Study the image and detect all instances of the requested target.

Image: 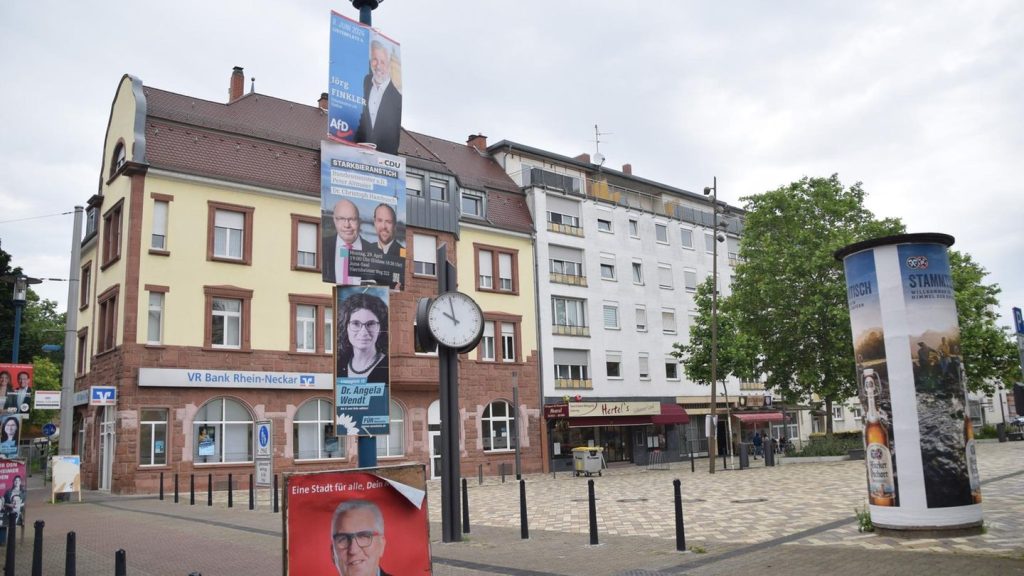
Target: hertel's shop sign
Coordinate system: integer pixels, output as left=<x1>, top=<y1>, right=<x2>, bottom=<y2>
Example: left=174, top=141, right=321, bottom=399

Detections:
left=569, top=401, right=660, bottom=418
left=138, top=368, right=332, bottom=390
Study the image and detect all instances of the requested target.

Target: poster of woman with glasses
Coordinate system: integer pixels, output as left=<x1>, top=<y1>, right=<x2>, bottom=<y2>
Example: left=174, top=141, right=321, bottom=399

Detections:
left=335, top=286, right=390, bottom=437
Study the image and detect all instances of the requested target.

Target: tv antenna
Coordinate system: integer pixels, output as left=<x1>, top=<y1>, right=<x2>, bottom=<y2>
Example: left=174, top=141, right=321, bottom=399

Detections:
left=593, top=124, right=612, bottom=166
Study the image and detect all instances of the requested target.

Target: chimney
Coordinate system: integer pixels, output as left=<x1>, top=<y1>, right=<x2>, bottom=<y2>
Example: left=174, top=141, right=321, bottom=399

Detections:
left=467, top=134, right=488, bottom=151
left=622, top=163, right=632, bottom=175
left=574, top=153, right=591, bottom=163
left=318, top=92, right=329, bottom=110
left=229, top=66, right=245, bottom=102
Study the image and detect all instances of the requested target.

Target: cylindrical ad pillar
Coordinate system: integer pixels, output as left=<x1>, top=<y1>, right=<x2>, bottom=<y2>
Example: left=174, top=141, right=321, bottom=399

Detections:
left=836, top=233, right=981, bottom=531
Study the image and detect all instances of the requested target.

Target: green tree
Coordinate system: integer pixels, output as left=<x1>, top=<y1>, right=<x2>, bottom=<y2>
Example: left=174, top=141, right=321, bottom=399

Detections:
left=0, top=242, right=66, bottom=365
left=671, top=277, right=758, bottom=386
left=730, top=175, right=903, bottom=437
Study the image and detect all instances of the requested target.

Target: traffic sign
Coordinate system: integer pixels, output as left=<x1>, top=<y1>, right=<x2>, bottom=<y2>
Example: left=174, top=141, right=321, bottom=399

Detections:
left=255, top=421, right=272, bottom=458
left=42, top=423, right=57, bottom=437
left=1014, top=307, right=1024, bottom=335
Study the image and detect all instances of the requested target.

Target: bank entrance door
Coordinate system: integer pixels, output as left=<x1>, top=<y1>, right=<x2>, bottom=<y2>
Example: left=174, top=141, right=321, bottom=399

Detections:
left=428, top=400, right=441, bottom=479
left=99, top=406, right=115, bottom=491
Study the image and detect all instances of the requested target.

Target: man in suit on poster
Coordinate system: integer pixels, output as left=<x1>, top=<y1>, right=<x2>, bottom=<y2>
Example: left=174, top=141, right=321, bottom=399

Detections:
left=324, top=199, right=372, bottom=285
left=330, top=500, right=390, bottom=576
left=354, top=39, right=402, bottom=155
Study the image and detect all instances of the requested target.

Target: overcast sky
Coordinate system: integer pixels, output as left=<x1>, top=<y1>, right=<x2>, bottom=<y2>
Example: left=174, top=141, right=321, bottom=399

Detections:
left=1, top=1, right=1021, bottom=331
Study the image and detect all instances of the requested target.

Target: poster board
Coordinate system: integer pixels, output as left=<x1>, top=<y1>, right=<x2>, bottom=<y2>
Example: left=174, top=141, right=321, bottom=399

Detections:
left=0, top=460, right=27, bottom=530
left=50, top=455, right=82, bottom=503
left=283, top=464, right=430, bottom=575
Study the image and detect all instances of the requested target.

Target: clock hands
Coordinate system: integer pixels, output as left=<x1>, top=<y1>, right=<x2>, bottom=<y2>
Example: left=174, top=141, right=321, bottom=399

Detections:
left=446, top=298, right=460, bottom=325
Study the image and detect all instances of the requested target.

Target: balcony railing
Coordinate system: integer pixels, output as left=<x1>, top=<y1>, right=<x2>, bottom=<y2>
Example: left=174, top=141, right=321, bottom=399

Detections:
left=547, top=221, right=584, bottom=237
left=555, top=378, right=593, bottom=390
left=550, top=272, right=588, bottom=287
left=552, top=324, right=589, bottom=337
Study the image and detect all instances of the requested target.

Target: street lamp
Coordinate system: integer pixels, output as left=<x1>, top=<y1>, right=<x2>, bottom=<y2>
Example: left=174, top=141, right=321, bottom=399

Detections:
left=702, top=178, right=728, bottom=474
left=3, top=274, right=42, bottom=363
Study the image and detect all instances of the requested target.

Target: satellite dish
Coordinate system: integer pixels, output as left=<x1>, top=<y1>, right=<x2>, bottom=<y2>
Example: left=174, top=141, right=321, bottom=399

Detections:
left=593, top=152, right=605, bottom=166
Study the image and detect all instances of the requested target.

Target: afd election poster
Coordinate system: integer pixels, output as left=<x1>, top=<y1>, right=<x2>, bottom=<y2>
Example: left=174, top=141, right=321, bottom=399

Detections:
left=321, top=140, right=407, bottom=289
left=336, top=286, right=390, bottom=436
left=0, top=363, right=33, bottom=415
left=284, top=466, right=431, bottom=575
left=328, top=11, right=403, bottom=155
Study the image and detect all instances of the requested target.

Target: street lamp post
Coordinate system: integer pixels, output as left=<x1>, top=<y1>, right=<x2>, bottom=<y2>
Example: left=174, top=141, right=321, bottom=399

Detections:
left=6, top=274, right=42, bottom=363
left=703, top=178, right=721, bottom=474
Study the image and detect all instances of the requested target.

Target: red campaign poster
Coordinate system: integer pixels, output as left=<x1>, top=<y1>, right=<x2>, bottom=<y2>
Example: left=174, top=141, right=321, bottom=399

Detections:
left=285, top=468, right=431, bottom=575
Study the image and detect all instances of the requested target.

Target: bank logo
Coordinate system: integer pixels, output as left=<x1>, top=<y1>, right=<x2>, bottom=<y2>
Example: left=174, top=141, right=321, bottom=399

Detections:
left=905, top=255, right=929, bottom=270
left=299, top=374, right=315, bottom=387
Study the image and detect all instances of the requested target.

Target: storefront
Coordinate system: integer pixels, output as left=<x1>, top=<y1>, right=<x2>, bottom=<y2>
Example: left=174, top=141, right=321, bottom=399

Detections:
left=545, top=401, right=689, bottom=471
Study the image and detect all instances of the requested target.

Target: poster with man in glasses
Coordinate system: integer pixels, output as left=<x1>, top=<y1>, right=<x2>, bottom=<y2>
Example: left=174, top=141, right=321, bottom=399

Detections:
left=335, top=286, right=390, bottom=436
left=284, top=466, right=430, bottom=575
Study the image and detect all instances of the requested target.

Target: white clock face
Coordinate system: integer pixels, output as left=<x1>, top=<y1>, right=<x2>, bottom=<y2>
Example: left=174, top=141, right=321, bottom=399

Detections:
left=427, top=292, right=484, bottom=349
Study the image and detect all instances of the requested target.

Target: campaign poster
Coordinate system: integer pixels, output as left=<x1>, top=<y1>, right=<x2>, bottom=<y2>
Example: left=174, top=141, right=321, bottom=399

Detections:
left=198, top=425, right=217, bottom=457
left=0, top=415, right=21, bottom=459
left=843, top=249, right=900, bottom=508
left=50, top=455, right=81, bottom=496
left=321, top=140, right=407, bottom=289
left=898, top=242, right=977, bottom=508
left=284, top=466, right=431, bottom=576
left=335, top=286, right=390, bottom=436
left=328, top=12, right=403, bottom=155
left=0, top=363, right=33, bottom=415
left=0, top=460, right=26, bottom=527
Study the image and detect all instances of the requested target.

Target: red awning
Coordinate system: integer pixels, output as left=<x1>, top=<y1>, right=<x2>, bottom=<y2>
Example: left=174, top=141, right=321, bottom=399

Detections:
left=652, top=403, right=690, bottom=424
left=570, top=403, right=689, bottom=427
left=732, top=412, right=785, bottom=423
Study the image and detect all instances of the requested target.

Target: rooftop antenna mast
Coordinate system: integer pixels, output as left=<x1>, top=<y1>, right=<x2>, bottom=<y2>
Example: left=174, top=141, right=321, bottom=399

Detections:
left=593, top=124, right=611, bottom=166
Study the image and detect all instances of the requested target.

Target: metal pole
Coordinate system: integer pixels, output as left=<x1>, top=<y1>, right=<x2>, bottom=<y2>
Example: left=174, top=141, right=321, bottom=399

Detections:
left=12, top=303, right=23, bottom=364
left=31, top=520, right=44, bottom=576
left=60, top=206, right=84, bottom=455
left=461, top=478, right=470, bottom=534
left=587, top=479, right=599, bottom=546
left=5, top=511, right=17, bottom=576
left=513, top=376, right=522, bottom=480
left=519, top=479, right=529, bottom=539
left=438, top=247, right=462, bottom=543
left=65, top=531, right=76, bottom=576
left=673, top=479, right=686, bottom=552
left=706, top=177, right=719, bottom=474
left=351, top=0, right=379, bottom=25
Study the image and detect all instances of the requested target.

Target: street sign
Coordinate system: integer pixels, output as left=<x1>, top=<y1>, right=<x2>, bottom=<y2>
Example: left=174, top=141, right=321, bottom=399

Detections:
left=255, top=459, right=272, bottom=487
left=34, top=391, right=61, bottom=410
left=1014, top=307, right=1024, bottom=335
left=42, top=423, right=57, bottom=437
left=255, top=421, right=272, bottom=459
left=89, top=386, right=117, bottom=406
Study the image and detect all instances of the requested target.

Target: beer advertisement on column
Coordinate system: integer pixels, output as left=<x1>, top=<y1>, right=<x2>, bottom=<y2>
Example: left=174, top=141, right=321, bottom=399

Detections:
left=898, top=242, right=979, bottom=508
left=328, top=11, right=403, bottom=155
left=842, top=249, right=899, bottom=508
left=320, top=140, right=407, bottom=289
left=336, top=286, right=391, bottom=436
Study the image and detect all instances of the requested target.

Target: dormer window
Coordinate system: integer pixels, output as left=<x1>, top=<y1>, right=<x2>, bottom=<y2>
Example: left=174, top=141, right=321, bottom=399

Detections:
left=111, top=142, right=127, bottom=177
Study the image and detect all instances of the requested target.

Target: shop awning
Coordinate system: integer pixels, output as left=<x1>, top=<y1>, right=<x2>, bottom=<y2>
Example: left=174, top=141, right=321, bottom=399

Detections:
left=570, top=403, right=688, bottom=427
left=732, top=412, right=785, bottom=423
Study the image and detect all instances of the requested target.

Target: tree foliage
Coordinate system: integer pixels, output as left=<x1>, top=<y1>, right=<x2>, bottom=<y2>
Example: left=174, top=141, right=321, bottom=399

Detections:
left=0, top=242, right=66, bottom=365
left=29, top=355, right=62, bottom=427
left=671, top=277, right=758, bottom=387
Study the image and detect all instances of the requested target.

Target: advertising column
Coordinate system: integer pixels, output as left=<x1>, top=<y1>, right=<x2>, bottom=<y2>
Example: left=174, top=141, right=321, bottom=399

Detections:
left=837, top=233, right=982, bottom=531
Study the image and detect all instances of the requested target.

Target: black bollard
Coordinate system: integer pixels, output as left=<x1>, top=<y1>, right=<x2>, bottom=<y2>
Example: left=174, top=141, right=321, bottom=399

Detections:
left=500, top=463, right=506, bottom=484
left=478, top=464, right=483, bottom=486
left=31, top=520, right=44, bottom=576
left=114, top=549, right=126, bottom=576
left=228, top=474, right=233, bottom=508
left=159, top=472, right=164, bottom=501
left=519, top=479, right=529, bottom=540
left=690, top=449, right=695, bottom=473
left=174, top=473, right=180, bottom=503
left=207, top=473, right=213, bottom=506
left=5, top=511, right=17, bottom=576
left=461, top=478, right=470, bottom=534
left=673, top=479, right=686, bottom=552
left=190, top=474, right=196, bottom=505
left=588, top=479, right=599, bottom=546
left=273, top=474, right=279, bottom=513
left=722, top=450, right=727, bottom=470
left=249, top=474, right=255, bottom=511
left=65, top=531, right=76, bottom=576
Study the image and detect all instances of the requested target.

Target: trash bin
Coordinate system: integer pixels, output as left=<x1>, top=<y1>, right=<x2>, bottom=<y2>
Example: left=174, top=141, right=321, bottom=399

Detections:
left=572, top=447, right=604, bottom=477
left=764, top=440, right=776, bottom=467
left=997, top=423, right=1007, bottom=443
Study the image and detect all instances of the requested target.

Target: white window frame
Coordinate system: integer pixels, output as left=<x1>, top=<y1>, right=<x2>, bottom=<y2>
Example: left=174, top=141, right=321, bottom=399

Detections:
left=461, top=191, right=484, bottom=217
left=482, top=401, right=516, bottom=452
left=851, top=406, right=863, bottom=420
left=413, top=234, right=437, bottom=276
left=665, top=359, right=680, bottom=381
left=296, top=221, right=318, bottom=268
left=295, top=304, right=316, bottom=353
left=680, top=227, right=694, bottom=249
left=147, top=291, right=164, bottom=345
left=324, top=306, right=334, bottom=354
left=211, top=297, right=242, bottom=349
left=214, top=209, right=245, bottom=260
left=377, top=400, right=405, bottom=458
left=478, top=249, right=494, bottom=289
left=631, top=261, right=644, bottom=285
left=151, top=200, right=168, bottom=250
left=552, top=296, right=587, bottom=329
left=635, top=306, right=647, bottom=332
left=294, top=398, right=344, bottom=460
left=501, top=323, right=516, bottom=362
left=597, top=218, right=613, bottom=233
left=606, top=352, right=623, bottom=379
left=406, top=174, right=424, bottom=197
left=628, top=218, right=639, bottom=239
left=662, top=309, right=677, bottom=335
left=481, top=321, right=496, bottom=361
left=638, top=353, right=650, bottom=380
left=498, top=253, right=513, bottom=291
left=194, top=398, right=253, bottom=464
left=139, top=408, right=168, bottom=466
left=600, top=255, right=617, bottom=281
left=430, top=178, right=448, bottom=201
left=833, top=406, right=845, bottom=421
left=705, top=232, right=716, bottom=254
left=602, top=303, right=620, bottom=330
left=658, top=263, right=673, bottom=289
left=684, top=269, right=698, bottom=293
left=655, top=223, right=668, bottom=244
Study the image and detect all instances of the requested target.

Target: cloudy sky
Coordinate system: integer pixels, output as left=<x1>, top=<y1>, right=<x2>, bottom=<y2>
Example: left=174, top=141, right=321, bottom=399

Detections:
left=1, top=1, right=1021, bottom=329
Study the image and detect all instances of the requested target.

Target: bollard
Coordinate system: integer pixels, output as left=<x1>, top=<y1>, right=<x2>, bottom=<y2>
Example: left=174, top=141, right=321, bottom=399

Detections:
left=690, top=449, right=695, bottom=473
left=31, top=520, right=44, bottom=576
left=114, top=549, right=127, bottom=576
left=207, top=473, right=213, bottom=506
left=673, top=479, right=686, bottom=552
left=587, top=479, right=599, bottom=546
left=272, top=471, right=280, bottom=510
left=461, top=478, right=470, bottom=534
left=65, top=531, right=76, bottom=576
left=5, top=510, right=17, bottom=576
left=174, top=473, right=180, bottom=504
left=478, top=464, right=483, bottom=486
left=500, top=462, right=506, bottom=484
left=765, top=442, right=775, bottom=467
left=722, top=450, right=727, bottom=470
left=159, top=472, right=164, bottom=501
left=519, top=479, right=529, bottom=540
left=739, top=443, right=749, bottom=470
left=228, top=474, right=234, bottom=508
left=249, top=474, right=255, bottom=510
left=190, top=474, right=196, bottom=505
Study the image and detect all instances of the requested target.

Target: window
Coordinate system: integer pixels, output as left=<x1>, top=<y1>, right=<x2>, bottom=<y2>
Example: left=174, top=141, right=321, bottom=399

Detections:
left=599, top=254, right=616, bottom=281
left=546, top=196, right=582, bottom=235
left=639, top=354, right=650, bottom=380
left=204, top=286, right=252, bottom=351
left=76, top=328, right=88, bottom=375
left=151, top=199, right=169, bottom=251
left=851, top=406, right=863, bottom=420
left=705, top=232, right=716, bottom=254
left=655, top=223, right=668, bottom=244
left=631, top=261, right=644, bottom=285
left=377, top=400, right=405, bottom=457
left=501, top=324, right=516, bottom=362
left=139, top=408, right=168, bottom=466
left=833, top=406, right=845, bottom=421
left=597, top=218, right=612, bottom=233
left=684, top=269, right=698, bottom=292
left=603, top=303, right=619, bottom=329
left=110, top=142, right=127, bottom=176
left=727, top=237, right=740, bottom=260
left=475, top=245, right=518, bottom=293
left=292, top=215, right=320, bottom=271
left=290, top=295, right=332, bottom=354
left=101, top=199, right=123, bottom=268
left=461, top=191, right=484, bottom=217
left=658, top=263, right=673, bottom=289
left=555, top=363, right=589, bottom=380
left=606, top=352, right=622, bottom=379
left=481, top=321, right=496, bottom=361
left=482, top=401, right=516, bottom=452
left=413, top=234, right=437, bottom=276
left=628, top=219, right=639, bottom=238
left=666, top=359, right=679, bottom=380
left=480, top=314, right=520, bottom=363
left=85, top=206, right=98, bottom=239
left=547, top=211, right=580, bottom=227
left=208, top=201, right=254, bottom=264
left=662, top=309, right=677, bottom=334
left=549, top=246, right=586, bottom=286
left=294, top=399, right=344, bottom=460
left=146, top=290, right=165, bottom=345
left=79, top=261, right=92, bottom=309
left=552, top=296, right=587, bottom=335
left=194, top=398, right=253, bottom=464
left=407, top=174, right=423, bottom=197
left=554, top=348, right=591, bottom=389
left=97, top=285, right=119, bottom=353
left=635, top=306, right=647, bottom=331
left=680, top=227, right=693, bottom=249
left=429, top=178, right=448, bottom=201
